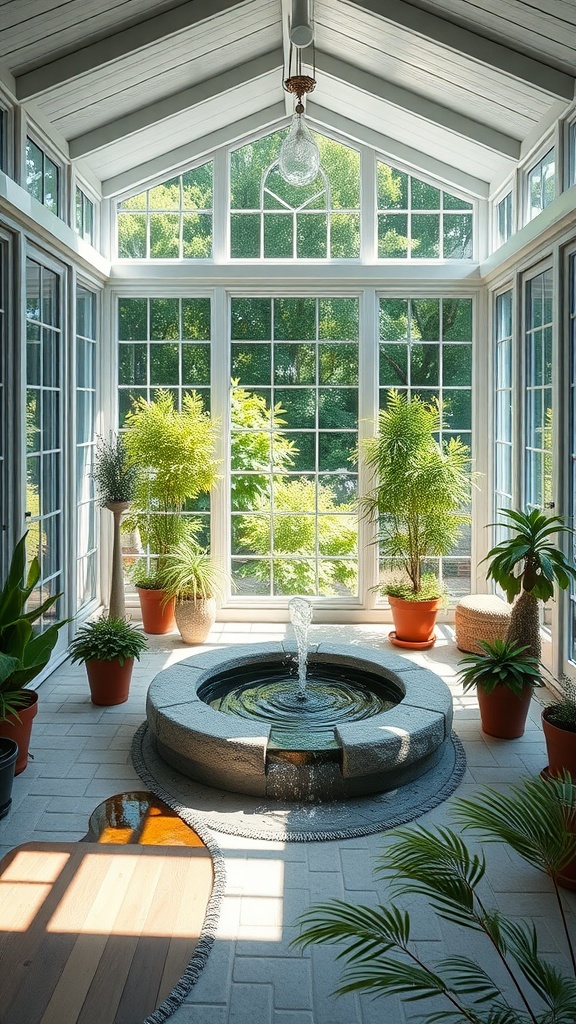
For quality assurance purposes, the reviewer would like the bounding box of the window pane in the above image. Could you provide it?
[118,214,146,258]
[412,214,440,258]
[26,139,43,202]
[44,157,58,214]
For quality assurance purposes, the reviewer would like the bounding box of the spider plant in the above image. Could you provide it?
[160,537,230,603]
[295,774,576,1024]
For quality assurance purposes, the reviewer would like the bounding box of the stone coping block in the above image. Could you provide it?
[146,642,453,799]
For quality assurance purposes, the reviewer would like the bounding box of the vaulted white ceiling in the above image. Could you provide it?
[1,0,574,196]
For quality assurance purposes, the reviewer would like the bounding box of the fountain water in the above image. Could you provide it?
[288,596,313,698]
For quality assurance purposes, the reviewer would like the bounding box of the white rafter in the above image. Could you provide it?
[346,0,575,100]
[69,51,283,160]
[15,0,247,100]
[316,52,522,158]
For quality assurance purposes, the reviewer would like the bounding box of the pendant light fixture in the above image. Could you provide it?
[279,0,321,187]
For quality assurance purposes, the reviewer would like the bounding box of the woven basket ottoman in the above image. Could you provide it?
[454,594,512,654]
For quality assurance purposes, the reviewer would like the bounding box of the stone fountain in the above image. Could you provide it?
[146,599,453,801]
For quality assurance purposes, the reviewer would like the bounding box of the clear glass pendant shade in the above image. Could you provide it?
[279,112,320,186]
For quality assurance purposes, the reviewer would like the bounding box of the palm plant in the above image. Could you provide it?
[459,638,542,697]
[485,508,576,662]
[295,774,576,1024]
[361,390,470,598]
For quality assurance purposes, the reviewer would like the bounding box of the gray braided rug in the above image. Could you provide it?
[132,722,466,843]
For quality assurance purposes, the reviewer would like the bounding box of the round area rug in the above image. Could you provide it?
[132,723,466,843]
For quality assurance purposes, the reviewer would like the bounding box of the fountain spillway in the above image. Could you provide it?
[145,641,454,801]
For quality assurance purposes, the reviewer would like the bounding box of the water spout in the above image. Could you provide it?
[289,597,313,700]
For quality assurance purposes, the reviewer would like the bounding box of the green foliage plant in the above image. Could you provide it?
[360,390,470,598]
[68,616,148,667]
[485,508,576,662]
[295,773,576,1024]
[0,534,69,720]
[122,389,220,560]
[160,537,230,603]
[545,676,576,733]
[459,638,542,697]
[230,385,297,510]
[93,432,139,505]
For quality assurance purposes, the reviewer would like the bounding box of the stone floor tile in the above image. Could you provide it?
[233,956,312,1009]
[228,982,274,1024]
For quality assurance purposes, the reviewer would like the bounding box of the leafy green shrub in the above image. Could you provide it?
[69,616,148,666]
[93,432,138,505]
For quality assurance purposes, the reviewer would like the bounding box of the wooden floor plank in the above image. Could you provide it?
[0,842,214,1024]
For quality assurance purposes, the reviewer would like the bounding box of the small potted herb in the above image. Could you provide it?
[542,676,576,778]
[68,616,148,706]
[459,637,542,738]
[161,537,230,644]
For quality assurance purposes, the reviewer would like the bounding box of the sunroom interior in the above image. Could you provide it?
[1,1,576,1018]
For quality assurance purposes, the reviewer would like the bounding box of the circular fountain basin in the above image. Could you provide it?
[146,642,454,801]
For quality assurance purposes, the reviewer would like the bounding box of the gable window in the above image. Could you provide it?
[26,138,60,216]
[229,130,360,259]
[526,149,555,222]
[377,162,473,259]
[116,163,213,259]
[75,187,95,246]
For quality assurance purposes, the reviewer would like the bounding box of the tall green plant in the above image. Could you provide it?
[361,390,470,596]
[93,432,139,505]
[295,774,576,1024]
[485,508,576,661]
[122,390,220,560]
[0,534,69,719]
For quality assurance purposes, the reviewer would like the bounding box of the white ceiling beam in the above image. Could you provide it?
[69,51,283,159]
[101,102,287,197]
[316,52,521,159]
[308,105,490,197]
[347,0,575,100]
[15,0,246,100]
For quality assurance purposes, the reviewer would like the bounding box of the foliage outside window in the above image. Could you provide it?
[496,192,512,247]
[230,296,359,597]
[524,270,553,511]
[379,297,472,597]
[117,296,211,549]
[494,290,513,540]
[230,130,360,259]
[526,149,555,222]
[26,138,59,216]
[116,163,213,258]
[377,162,473,259]
[76,286,98,609]
[75,187,95,245]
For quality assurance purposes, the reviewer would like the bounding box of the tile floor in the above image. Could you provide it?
[1,621,573,1024]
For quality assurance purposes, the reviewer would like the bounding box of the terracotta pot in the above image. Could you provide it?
[86,658,134,706]
[388,595,442,646]
[542,708,576,780]
[136,587,175,634]
[0,738,18,819]
[175,597,216,644]
[477,682,533,739]
[0,690,39,775]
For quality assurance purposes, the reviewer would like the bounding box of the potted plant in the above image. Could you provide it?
[68,615,148,706]
[0,533,69,774]
[122,390,220,634]
[360,390,470,647]
[0,737,18,819]
[295,773,576,1021]
[542,675,576,779]
[485,508,576,662]
[160,537,230,644]
[93,432,139,619]
[459,636,542,738]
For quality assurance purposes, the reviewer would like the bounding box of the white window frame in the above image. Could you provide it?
[521,136,557,227]
[23,129,67,221]
[73,176,100,250]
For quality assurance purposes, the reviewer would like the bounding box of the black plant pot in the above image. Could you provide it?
[0,737,18,819]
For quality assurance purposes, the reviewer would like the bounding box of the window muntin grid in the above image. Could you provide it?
[526,149,555,222]
[25,258,63,624]
[377,163,473,260]
[494,290,514,537]
[229,130,361,259]
[378,297,473,598]
[116,164,213,259]
[229,296,359,598]
[25,138,59,216]
[117,296,212,550]
[76,286,98,610]
[524,269,553,512]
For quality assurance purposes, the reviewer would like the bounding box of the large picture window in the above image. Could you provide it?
[524,269,553,510]
[230,296,359,597]
[76,286,98,610]
[379,296,473,596]
[116,164,213,259]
